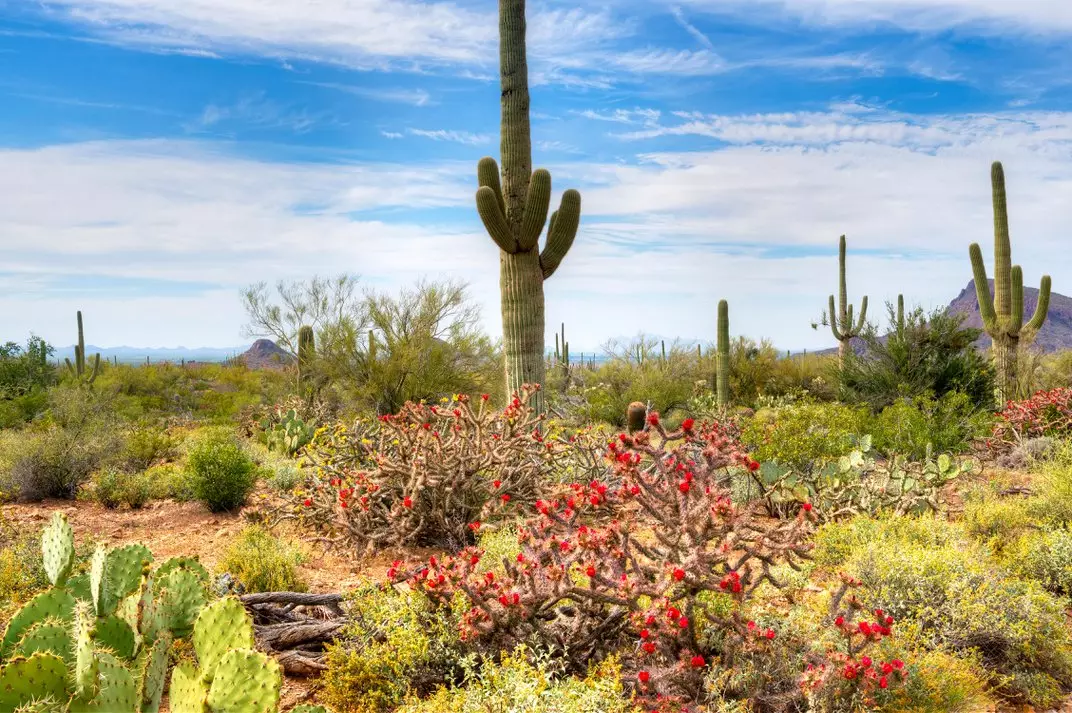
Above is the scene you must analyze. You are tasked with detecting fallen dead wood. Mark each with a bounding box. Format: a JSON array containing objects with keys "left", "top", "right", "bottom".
[{"left": 239, "top": 591, "right": 348, "bottom": 677}]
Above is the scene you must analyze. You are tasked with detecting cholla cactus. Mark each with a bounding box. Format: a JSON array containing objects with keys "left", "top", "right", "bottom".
[
  {"left": 969, "top": 161, "right": 1052, "bottom": 403},
  {"left": 476, "top": 0, "right": 581, "bottom": 414}
]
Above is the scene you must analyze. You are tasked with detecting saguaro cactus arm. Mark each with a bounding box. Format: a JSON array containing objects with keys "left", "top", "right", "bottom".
[
  {"left": 1026, "top": 275, "right": 1052, "bottom": 334},
  {"left": 540, "top": 189, "right": 581, "bottom": 279},
  {"left": 968, "top": 242, "right": 997, "bottom": 332}
]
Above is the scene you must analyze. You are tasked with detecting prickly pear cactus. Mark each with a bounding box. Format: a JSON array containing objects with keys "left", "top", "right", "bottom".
[
  {"left": 0, "top": 653, "right": 68, "bottom": 712},
  {"left": 13, "top": 699, "right": 67, "bottom": 713},
  {"left": 91, "top": 615, "right": 136, "bottom": 661},
  {"left": 134, "top": 634, "right": 170, "bottom": 713},
  {"left": 168, "top": 662, "right": 207, "bottom": 713},
  {"left": 157, "top": 568, "right": 208, "bottom": 638},
  {"left": 14, "top": 622, "right": 73, "bottom": 664},
  {"left": 73, "top": 603, "right": 98, "bottom": 700},
  {"left": 206, "top": 649, "right": 281, "bottom": 713},
  {"left": 41, "top": 514, "right": 75, "bottom": 588},
  {"left": 68, "top": 652, "right": 137, "bottom": 713},
  {"left": 1, "top": 589, "right": 76, "bottom": 658},
  {"left": 152, "top": 557, "right": 210, "bottom": 592},
  {"left": 191, "top": 598, "right": 255, "bottom": 682}
]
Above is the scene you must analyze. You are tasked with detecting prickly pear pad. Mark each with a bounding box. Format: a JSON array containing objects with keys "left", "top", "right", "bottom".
[
  {"left": 0, "top": 653, "right": 68, "bottom": 713},
  {"left": 206, "top": 649, "right": 281, "bottom": 713},
  {"left": 41, "top": 513, "right": 75, "bottom": 588},
  {"left": 158, "top": 569, "right": 207, "bottom": 638},
  {"left": 152, "top": 557, "right": 209, "bottom": 592},
  {"left": 92, "top": 615, "right": 136, "bottom": 661},
  {"left": 0, "top": 589, "right": 76, "bottom": 659},
  {"left": 168, "top": 661, "right": 207, "bottom": 713},
  {"left": 191, "top": 597, "right": 254, "bottom": 682},
  {"left": 106, "top": 545, "right": 154, "bottom": 603},
  {"left": 14, "top": 621, "right": 73, "bottom": 664},
  {"left": 72, "top": 603, "right": 97, "bottom": 701},
  {"left": 68, "top": 652, "right": 137, "bottom": 713},
  {"left": 135, "top": 634, "right": 171, "bottom": 713}
]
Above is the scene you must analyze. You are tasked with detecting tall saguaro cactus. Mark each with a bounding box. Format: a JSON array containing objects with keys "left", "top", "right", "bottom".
[
  {"left": 716, "top": 300, "right": 730, "bottom": 408},
  {"left": 969, "top": 161, "right": 1051, "bottom": 404},
  {"left": 475, "top": 0, "right": 582, "bottom": 414},
  {"left": 64, "top": 310, "right": 100, "bottom": 385},
  {"left": 297, "top": 325, "right": 315, "bottom": 395},
  {"left": 827, "top": 235, "right": 868, "bottom": 366}
]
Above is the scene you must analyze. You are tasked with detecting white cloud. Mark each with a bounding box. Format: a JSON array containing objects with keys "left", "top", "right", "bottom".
[
  {"left": 303, "top": 82, "right": 433, "bottom": 107},
  {"left": 4, "top": 102, "right": 1072, "bottom": 351},
  {"left": 407, "top": 128, "right": 492, "bottom": 145},
  {"left": 678, "top": 0, "right": 1072, "bottom": 34}
]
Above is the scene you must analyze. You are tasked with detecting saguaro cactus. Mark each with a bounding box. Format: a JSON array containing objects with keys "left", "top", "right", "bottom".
[
  {"left": 297, "top": 325, "right": 315, "bottom": 394},
  {"left": 475, "top": 0, "right": 581, "bottom": 414},
  {"left": 969, "top": 161, "right": 1051, "bottom": 403},
  {"left": 716, "top": 300, "right": 730, "bottom": 408},
  {"left": 827, "top": 235, "right": 868, "bottom": 366},
  {"left": 64, "top": 310, "right": 100, "bottom": 384}
]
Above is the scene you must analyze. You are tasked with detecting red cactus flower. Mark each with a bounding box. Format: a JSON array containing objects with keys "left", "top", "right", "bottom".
[
  {"left": 678, "top": 617, "right": 689, "bottom": 628},
  {"left": 879, "top": 676, "right": 888, "bottom": 689},
  {"left": 834, "top": 616, "right": 844, "bottom": 627},
  {"left": 638, "top": 671, "right": 650, "bottom": 683},
  {"left": 681, "top": 418, "right": 695, "bottom": 431},
  {"left": 690, "top": 655, "right": 706, "bottom": 668},
  {"left": 647, "top": 412, "right": 660, "bottom": 426},
  {"left": 481, "top": 393, "right": 489, "bottom": 401},
  {"left": 748, "top": 460, "right": 760, "bottom": 472},
  {"left": 586, "top": 565, "right": 596, "bottom": 577},
  {"left": 468, "top": 521, "right": 481, "bottom": 531},
  {"left": 493, "top": 479, "right": 502, "bottom": 489},
  {"left": 303, "top": 499, "right": 311, "bottom": 507},
  {"left": 501, "top": 494, "right": 511, "bottom": 503},
  {"left": 678, "top": 481, "right": 690, "bottom": 493},
  {"left": 672, "top": 568, "right": 686, "bottom": 581},
  {"left": 640, "top": 629, "right": 650, "bottom": 639},
  {"left": 402, "top": 496, "right": 413, "bottom": 508},
  {"left": 802, "top": 502, "right": 813, "bottom": 512},
  {"left": 860, "top": 656, "right": 872, "bottom": 669},
  {"left": 765, "top": 628, "right": 775, "bottom": 640},
  {"left": 881, "top": 662, "right": 893, "bottom": 675},
  {"left": 642, "top": 641, "right": 656, "bottom": 654},
  {"left": 891, "top": 659, "right": 904, "bottom": 671},
  {"left": 843, "top": 665, "right": 857, "bottom": 680}
]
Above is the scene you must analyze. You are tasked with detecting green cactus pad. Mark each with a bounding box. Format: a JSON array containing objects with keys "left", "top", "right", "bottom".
[
  {"left": 73, "top": 603, "right": 98, "bottom": 700},
  {"left": 14, "top": 621, "right": 73, "bottom": 664},
  {"left": 92, "top": 615, "right": 136, "bottom": 661},
  {"left": 13, "top": 699, "right": 67, "bottom": 713},
  {"left": 135, "top": 634, "right": 170, "bottom": 713},
  {"left": 206, "top": 649, "right": 281, "bottom": 713},
  {"left": 152, "top": 557, "right": 209, "bottom": 593},
  {"left": 107, "top": 545, "right": 154, "bottom": 602},
  {"left": 66, "top": 574, "right": 93, "bottom": 604},
  {"left": 0, "top": 653, "right": 68, "bottom": 713},
  {"left": 158, "top": 569, "right": 208, "bottom": 638},
  {"left": 0, "top": 589, "right": 76, "bottom": 659},
  {"left": 168, "top": 661, "right": 207, "bottom": 713},
  {"left": 68, "top": 652, "right": 137, "bottom": 713},
  {"left": 89, "top": 546, "right": 109, "bottom": 617},
  {"left": 41, "top": 513, "right": 75, "bottom": 588},
  {"left": 192, "top": 598, "right": 255, "bottom": 682}
]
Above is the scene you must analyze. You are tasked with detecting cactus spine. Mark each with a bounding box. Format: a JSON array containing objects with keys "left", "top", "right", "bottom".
[
  {"left": 475, "top": 0, "right": 581, "bottom": 414},
  {"left": 969, "top": 161, "right": 1052, "bottom": 403},
  {"left": 716, "top": 300, "right": 730, "bottom": 408},
  {"left": 827, "top": 235, "right": 868, "bottom": 367},
  {"left": 64, "top": 311, "right": 100, "bottom": 384}
]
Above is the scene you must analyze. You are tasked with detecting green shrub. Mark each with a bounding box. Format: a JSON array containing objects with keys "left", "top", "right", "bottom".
[
  {"left": 740, "top": 400, "right": 869, "bottom": 474},
  {"left": 217, "top": 525, "right": 307, "bottom": 593},
  {"left": 186, "top": 430, "right": 257, "bottom": 511},
  {"left": 143, "top": 462, "right": 197, "bottom": 502},
  {"left": 322, "top": 584, "right": 462, "bottom": 713},
  {"left": 117, "top": 423, "right": 177, "bottom": 472},
  {"left": 397, "top": 647, "right": 638, "bottom": 713},
  {"left": 815, "top": 514, "right": 1072, "bottom": 707},
  {"left": 877, "top": 647, "right": 994, "bottom": 713},
  {"left": 1012, "top": 528, "right": 1072, "bottom": 597},
  {"left": 0, "top": 336, "right": 55, "bottom": 400},
  {"left": 85, "top": 468, "right": 155, "bottom": 509},
  {"left": 870, "top": 392, "right": 990, "bottom": 459}
]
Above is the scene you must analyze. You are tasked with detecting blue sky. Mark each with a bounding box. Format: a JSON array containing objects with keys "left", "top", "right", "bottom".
[{"left": 2, "top": 0, "right": 1072, "bottom": 352}]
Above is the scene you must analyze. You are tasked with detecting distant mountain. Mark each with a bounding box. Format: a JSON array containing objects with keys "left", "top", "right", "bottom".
[
  {"left": 53, "top": 344, "right": 250, "bottom": 364},
  {"left": 948, "top": 279, "right": 1072, "bottom": 353},
  {"left": 238, "top": 339, "right": 293, "bottom": 370}
]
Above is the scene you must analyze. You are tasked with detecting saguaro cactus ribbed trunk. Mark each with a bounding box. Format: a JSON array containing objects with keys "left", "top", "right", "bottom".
[
  {"left": 969, "top": 161, "right": 1051, "bottom": 404},
  {"left": 716, "top": 300, "right": 730, "bottom": 408},
  {"left": 828, "top": 235, "right": 868, "bottom": 367},
  {"left": 297, "top": 325, "right": 315, "bottom": 394},
  {"left": 64, "top": 310, "right": 100, "bottom": 384},
  {"left": 476, "top": 0, "right": 581, "bottom": 414}
]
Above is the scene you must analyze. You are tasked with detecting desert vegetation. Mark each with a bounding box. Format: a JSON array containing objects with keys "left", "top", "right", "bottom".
[{"left": 2, "top": 1, "right": 1072, "bottom": 712}]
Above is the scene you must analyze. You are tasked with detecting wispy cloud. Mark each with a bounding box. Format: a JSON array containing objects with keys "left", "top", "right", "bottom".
[
  {"left": 302, "top": 81, "right": 433, "bottom": 106},
  {"left": 670, "top": 5, "right": 716, "bottom": 50},
  {"left": 184, "top": 93, "right": 330, "bottom": 134},
  {"left": 407, "top": 128, "right": 492, "bottom": 145}
]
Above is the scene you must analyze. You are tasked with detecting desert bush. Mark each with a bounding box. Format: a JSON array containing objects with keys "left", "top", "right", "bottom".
[
  {"left": 0, "top": 336, "right": 55, "bottom": 400},
  {"left": 869, "top": 392, "right": 990, "bottom": 459},
  {"left": 988, "top": 387, "right": 1072, "bottom": 452},
  {"left": 814, "top": 515, "right": 1072, "bottom": 707},
  {"left": 85, "top": 467, "right": 156, "bottom": 509},
  {"left": 392, "top": 416, "right": 816, "bottom": 711},
  {"left": 322, "top": 584, "right": 462, "bottom": 713},
  {"left": 740, "top": 400, "right": 869, "bottom": 475},
  {"left": 1011, "top": 528, "right": 1072, "bottom": 597},
  {"left": 116, "top": 422, "right": 177, "bottom": 472},
  {"left": 838, "top": 304, "right": 994, "bottom": 412},
  {"left": 397, "top": 647, "right": 637, "bottom": 713},
  {"left": 186, "top": 429, "right": 258, "bottom": 511},
  {"left": 875, "top": 646, "right": 993, "bottom": 713},
  {"left": 280, "top": 387, "right": 552, "bottom": 552},
  {"left": 217, "top": 525, "right": 307, "bottom": 593}
]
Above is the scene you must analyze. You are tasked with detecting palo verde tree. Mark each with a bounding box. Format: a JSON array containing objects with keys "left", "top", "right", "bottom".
[
  {"left": 475, "top": 0, "right": 582, "bottom": 414},
  {"left": 969, "top": 161, "right": 1051, "bottom": 404}
]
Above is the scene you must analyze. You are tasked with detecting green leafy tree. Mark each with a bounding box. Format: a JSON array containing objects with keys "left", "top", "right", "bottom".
[
  {"left": 241, "top": 274, "right": 365, "bottom": 357},
  {"left": 0, "top": 335, "right": 55, "bottom": 399}
]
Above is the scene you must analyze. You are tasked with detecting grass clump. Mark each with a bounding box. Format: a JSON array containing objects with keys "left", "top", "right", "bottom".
[{"left": 218, "top": 524, "right": 307, "bottom": 593}]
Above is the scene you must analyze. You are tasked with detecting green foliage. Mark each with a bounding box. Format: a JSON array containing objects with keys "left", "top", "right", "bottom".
[
  {"left": 1012, "top": 528, "right": 1072, "bottom": 597},
  {"left": 877, "top": 647, "right": 994, "bottom": 713},
  {"left": 396, "top": 648, "right": 637, "bottom": 713},
  {"left": 322, "top": 585, "right": 462, "bottom": 713},
  {"left": 260, "top": 408, "right": 316, "bottom": 456},
  {"left": 741, "top": 399, "right": 869, "bottom": 475},
  {"left": 0, "top": 336, "right": 55, "bottom": 426},
  {"left": 116, "top": 424, "right": 176, "bottom": 473},
  {"left": 85, "top": 469, "right": 155, "bottom": 509},
  {"left": 838, "top": 302, "right": 995, "bottom": 412},
  {"left": 217, "top": 526, "right": 307, "bottom": 594},
  {"left": 814, "top": 514, "right": 1072, "bottom": 707},
  {"left": 869, "top": 392, "right": 991, "bottom": 459},
  {"left": 186, "top": 431, "right": 257, "bottom": 512}
]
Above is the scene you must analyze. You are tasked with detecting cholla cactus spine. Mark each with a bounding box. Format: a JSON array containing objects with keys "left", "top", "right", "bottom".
[{"left": 969, "top": 161, "right": 1052, "bottom": 403}]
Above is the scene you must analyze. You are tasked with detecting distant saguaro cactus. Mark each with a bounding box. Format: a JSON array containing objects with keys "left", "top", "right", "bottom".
[
  {"left": 826, "top": 235, "right": 868, "bottom": 367},
  {"left": 297, "top": 325, "right": 315, "bottom": 394},
  {"left": 716, "top": 300, "right": 730, "bottom": 408},
  {"left": 475, "top": 0, "right": 581, "bottom": 414},
  {"left": 969, "top": 161, "right": 1051, "bottom": 403},
  {"left": 64, "top": 310, "right": 100, "bottom": 385}
]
